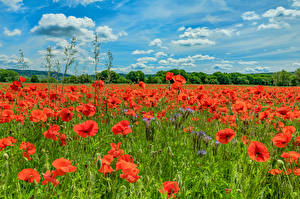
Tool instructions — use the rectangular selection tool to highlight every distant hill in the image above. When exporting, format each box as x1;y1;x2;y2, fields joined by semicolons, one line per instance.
7;69;72;80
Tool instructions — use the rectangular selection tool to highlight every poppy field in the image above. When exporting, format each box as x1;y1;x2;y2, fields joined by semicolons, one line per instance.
0;73;299;198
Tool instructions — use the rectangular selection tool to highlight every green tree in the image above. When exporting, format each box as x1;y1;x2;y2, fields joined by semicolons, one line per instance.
30;75;39;83
96;70;120;83
126;71;145;83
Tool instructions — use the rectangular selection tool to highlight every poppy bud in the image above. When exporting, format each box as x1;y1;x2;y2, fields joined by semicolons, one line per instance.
3;153;9;160
277;159;285;167
96;154;102;170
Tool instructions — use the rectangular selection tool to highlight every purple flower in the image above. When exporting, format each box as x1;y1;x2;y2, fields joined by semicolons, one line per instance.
197;150;207;156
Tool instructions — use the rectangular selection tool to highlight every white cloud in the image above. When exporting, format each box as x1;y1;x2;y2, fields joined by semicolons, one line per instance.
177;26;185;31
4;27;21;36
213;63;233;71
292;62;300;66
159;54;215;67
263;6;300;18
155;51;168;58
241;11;260;21
132;49;154;55
245;66;270;73
257;19;290;30
149;38;162;47
292;0;300;7
238;61;259;65
172;26;238;47
31;13;95;41
0;0;23;11
0;54;31;68
96;26;126;42
136;57;157;63
53;0;103;6
172;38;215;46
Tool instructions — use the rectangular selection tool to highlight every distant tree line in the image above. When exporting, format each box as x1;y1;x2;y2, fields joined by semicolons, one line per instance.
0;68;299;86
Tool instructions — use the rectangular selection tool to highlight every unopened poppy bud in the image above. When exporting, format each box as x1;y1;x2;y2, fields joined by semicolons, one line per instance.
96;154;102;170
277;159;284;167
3;153;9;160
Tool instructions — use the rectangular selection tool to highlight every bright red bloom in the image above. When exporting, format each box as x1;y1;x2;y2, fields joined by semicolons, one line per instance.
92;80;104;88
294;168;300;176
272;133;292;148
241;136;249;145
138;81;146;89
112;120;132;136
42;170;59;186
43;125;60;141
280;151;300;164
18;169;40;183
76;103;96;117
73;120;98;138
52;158;77;177
116;155;140;183
29;109;47;123
59;134;67;146
108;142;124;158
268;169;282;175
0;110;14;123
282;126;296;135
293;136;300;147
58;108;73;122
216;128;236;144
166;72;174;81
20;142;36;160
248;141;269;162
172;75;186;84
0;136;17;151
18;76;26;83
97;154;114;176
160;181;180;198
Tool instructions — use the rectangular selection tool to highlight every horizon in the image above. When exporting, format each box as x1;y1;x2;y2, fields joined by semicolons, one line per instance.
0;0;300;75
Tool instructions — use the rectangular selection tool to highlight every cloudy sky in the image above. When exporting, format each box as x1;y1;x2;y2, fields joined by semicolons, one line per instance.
0;0;300;74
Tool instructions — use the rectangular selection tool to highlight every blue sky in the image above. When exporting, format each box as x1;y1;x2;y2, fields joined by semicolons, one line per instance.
0;0;300;74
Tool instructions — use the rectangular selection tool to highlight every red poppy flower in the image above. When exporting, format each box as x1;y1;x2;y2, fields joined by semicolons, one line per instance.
73;120;98;138
294;168;300;176
0;136;17;151
280;151;300;164
29;109;47;123
19;76;26;83
248;141;269;162
108;142;124;158
58;108;73;122
20;142;36;160
160;181;180;198
138;81;146;89
0;110;14;123
112;120;132;136
216;128;236;144
172;75;186;84
166;72;174;81
272;133;292;148
97;154;114;176
52;158;77;177
116;155;140;183
268;169;282;175
18;168;40;183
42;170;59;186
59;134;67;146
43;125;60;141
76;103;96;117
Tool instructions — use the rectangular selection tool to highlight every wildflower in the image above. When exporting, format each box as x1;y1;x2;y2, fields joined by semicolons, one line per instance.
20;142;36;160
160;181;180;198
58;108;73;122
108;142;124;158
42;170;59;186
248;141;269;162
112;120;132;136
43;125;60;141
97;154;114;176
272;133;292;148
73;120;98;138
268;169;282;175
18;169;40;183
29;109;47;123
52;158;77;177
216;128;236;144
197;150;207;156
280;151;300;164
